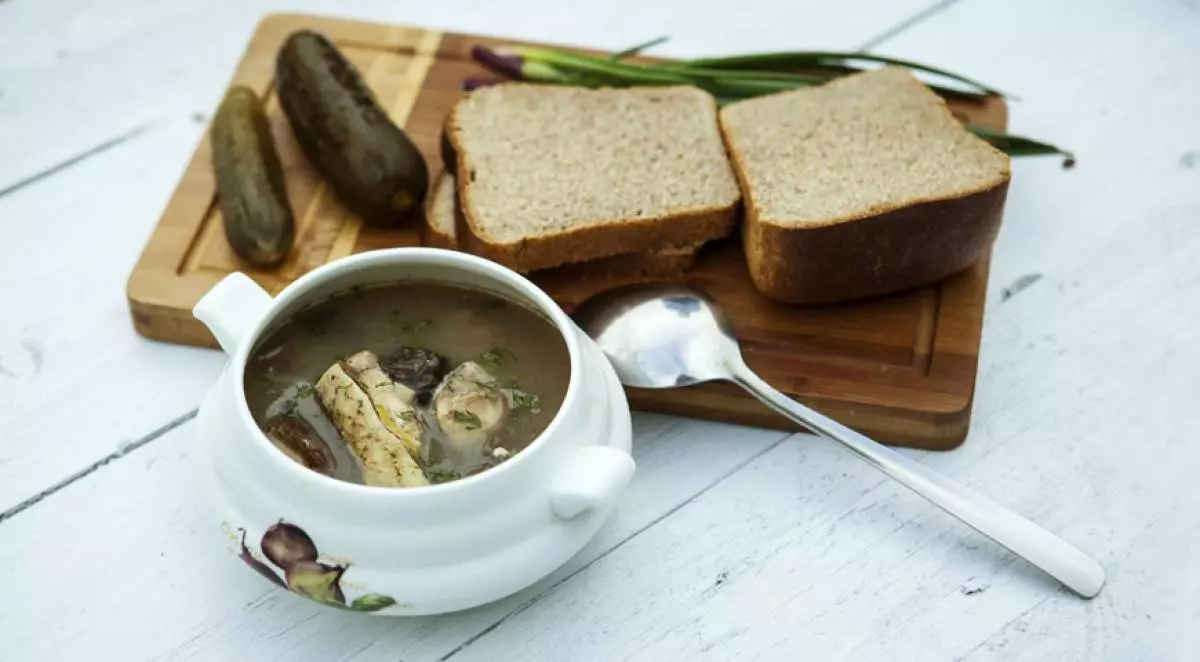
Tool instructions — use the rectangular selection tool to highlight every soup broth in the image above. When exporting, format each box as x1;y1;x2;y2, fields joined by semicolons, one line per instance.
244;282;571;486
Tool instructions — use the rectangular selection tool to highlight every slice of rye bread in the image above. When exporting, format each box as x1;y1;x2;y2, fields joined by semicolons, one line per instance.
424;172;700;277
720;67;1012;304
445;84;741;272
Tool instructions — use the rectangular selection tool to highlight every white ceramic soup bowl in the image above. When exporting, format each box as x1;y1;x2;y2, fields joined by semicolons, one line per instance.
192;248;635;616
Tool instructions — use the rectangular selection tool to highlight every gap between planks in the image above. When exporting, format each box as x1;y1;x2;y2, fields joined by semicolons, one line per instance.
0;0;965;526
0;0;950;199
0;401;800;660
0;123;155;201
0;0;984;535
0;408;198;524
0;394;799;538
437;433;794;661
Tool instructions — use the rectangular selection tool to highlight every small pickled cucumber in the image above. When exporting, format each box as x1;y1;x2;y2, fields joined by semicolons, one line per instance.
211;85;295;266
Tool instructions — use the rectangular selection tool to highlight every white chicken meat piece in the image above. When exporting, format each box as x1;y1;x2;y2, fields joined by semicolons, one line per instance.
316;361;428;488
433;361;509;452
343;350;423;457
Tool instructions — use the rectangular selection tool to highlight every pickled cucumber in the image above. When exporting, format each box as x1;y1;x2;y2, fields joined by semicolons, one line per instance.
276;30;429;227
211;85;296;266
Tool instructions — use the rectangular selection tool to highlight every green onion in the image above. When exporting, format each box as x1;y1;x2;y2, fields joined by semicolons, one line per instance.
682;51;1011;98
610;35;669;61
451;410;482;430
511;46;827;91
603;37;1004;97
969;125;1075;168
477;346;513;369
511;390;541;412
425;467;462;483
470;43;1072;164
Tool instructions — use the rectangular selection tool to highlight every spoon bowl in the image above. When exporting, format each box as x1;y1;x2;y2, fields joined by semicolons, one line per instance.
573;284;740;388
574;282;1106;599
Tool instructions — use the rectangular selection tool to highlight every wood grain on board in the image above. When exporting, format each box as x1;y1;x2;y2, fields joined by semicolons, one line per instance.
126;12;1009;450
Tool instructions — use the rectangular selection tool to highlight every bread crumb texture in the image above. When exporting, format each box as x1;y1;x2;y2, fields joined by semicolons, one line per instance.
721;67;1009;228
454;85;741;243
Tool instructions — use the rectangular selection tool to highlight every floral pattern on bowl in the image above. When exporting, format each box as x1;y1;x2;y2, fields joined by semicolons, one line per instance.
236;520;397;612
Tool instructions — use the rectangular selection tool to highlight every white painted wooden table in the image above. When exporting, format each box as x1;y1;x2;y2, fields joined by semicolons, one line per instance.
3;0;1198;659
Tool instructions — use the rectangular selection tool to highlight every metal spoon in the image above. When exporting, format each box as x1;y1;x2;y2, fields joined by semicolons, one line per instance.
574;283;1105;598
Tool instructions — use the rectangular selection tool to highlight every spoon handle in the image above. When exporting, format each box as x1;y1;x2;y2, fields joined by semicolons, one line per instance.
730;362;1105;599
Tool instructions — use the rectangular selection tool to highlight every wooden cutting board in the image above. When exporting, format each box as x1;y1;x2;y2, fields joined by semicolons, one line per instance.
127;12;1009;450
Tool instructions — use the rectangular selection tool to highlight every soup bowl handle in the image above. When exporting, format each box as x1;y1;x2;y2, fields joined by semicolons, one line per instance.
193;273;274;355
547;446;636;519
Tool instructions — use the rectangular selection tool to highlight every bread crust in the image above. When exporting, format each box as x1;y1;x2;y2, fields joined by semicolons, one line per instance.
551;248;697;279
425;171;700;277
456;199;732;273
446;85;740;272
719;74;1011;305
422;170;458;249
738;172;1010;304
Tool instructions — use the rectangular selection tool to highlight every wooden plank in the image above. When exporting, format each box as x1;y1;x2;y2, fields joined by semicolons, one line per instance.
0;0;942;192
420;0;1200;656
440;410;1200;661
1;416;788;660
431;208;1200;659
0;0;934;516
126;13;1010;450
0;120;226;515
4;0;1200;659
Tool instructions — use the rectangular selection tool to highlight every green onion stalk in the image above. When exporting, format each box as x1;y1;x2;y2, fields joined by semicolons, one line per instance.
468;42;1074;168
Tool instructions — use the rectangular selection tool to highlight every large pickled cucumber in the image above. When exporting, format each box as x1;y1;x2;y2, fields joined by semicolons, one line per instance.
211;85;296;267
276;30;429;227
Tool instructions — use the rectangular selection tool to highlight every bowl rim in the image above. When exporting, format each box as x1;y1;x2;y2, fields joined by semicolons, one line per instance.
228;247;587;498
